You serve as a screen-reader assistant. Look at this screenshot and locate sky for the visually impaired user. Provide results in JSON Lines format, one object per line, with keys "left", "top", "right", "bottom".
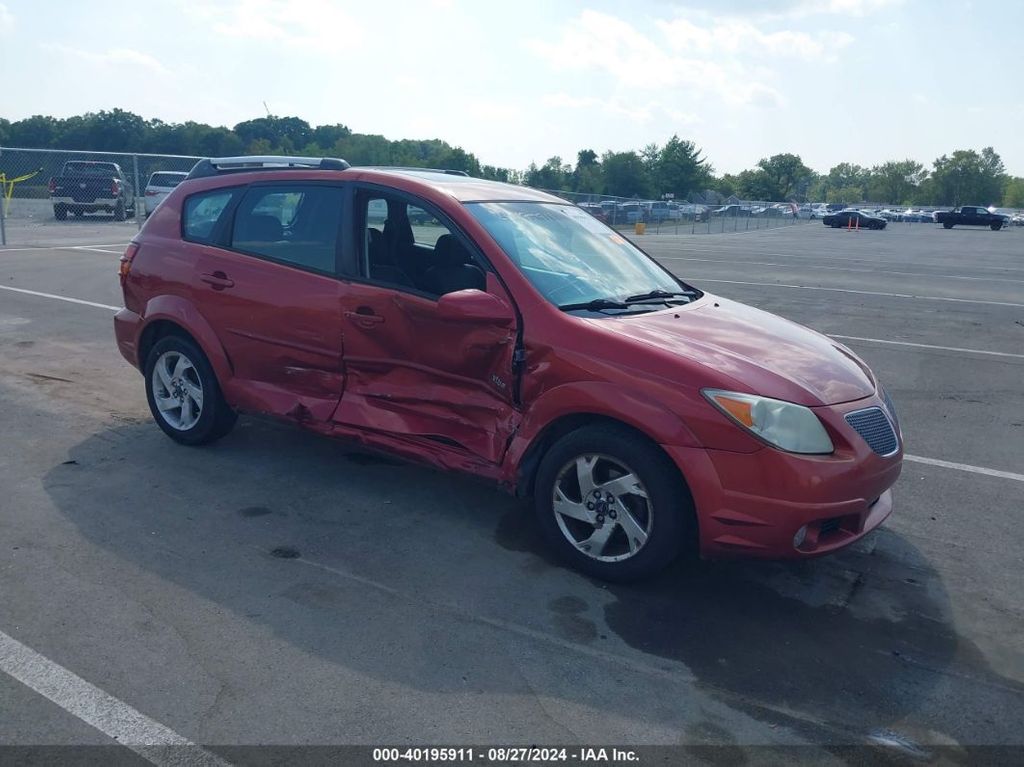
{"left": 1, "top": 0, "right": 1021, "bottom": 175}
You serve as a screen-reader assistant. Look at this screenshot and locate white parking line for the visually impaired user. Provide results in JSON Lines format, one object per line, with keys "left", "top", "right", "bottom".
{"left": 0, "top": 243, "right": 130, "bottom": 254}
{"left": 830, "top": 335, "right": 1024, "bottom": 360}
{"left": 904, "top": 455, "right": 1024, "bottom": 483}
{"left": 698, "top": 279, "right": 1024, "bottom": 308}
{"left": 661, "top": 256, "right": 1024, "bottom": 284}
{"left": 659, "top": 249, "right": 1024, "bottom": 275}
{"left": 71, "top": 246, "right": 125, "bottom": 255}
{"left": 0, "top": 285, "right": 121, "bottom": 311}
{"left": 0, "top": 630, "right": 231, "bottom": 766}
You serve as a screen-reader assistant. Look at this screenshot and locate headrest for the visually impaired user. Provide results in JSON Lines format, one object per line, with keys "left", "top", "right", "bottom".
{"left": 432, "top": 234, "right": 471, "bottom": 267}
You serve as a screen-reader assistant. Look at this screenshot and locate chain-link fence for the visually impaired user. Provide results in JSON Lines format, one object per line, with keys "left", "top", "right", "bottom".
{"left": 535, "top": 188, "right": 818, "bottom": 234}
{"left": 0, "top": 147, "right": 201, "bottom": 245}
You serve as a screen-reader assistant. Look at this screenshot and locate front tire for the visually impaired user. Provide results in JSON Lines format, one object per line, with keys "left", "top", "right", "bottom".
{"left": 990, "top": 222, "right": 1002, "bottom": 231}
{"left": 533, "top": 424, "right": 693, "bottom": 581}
{"left": 943, "top": 222, "right": 954, "bottom": 229}
{"left": 144, "top": 335, "right": 237, "bottom": 445}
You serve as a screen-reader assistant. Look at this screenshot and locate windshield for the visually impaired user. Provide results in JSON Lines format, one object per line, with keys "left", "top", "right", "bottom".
{"left": 65, "top": 162, "right": 117, "bottom": 176}
{"left": 467, "top": 201, "right": 698, "bottom": 312}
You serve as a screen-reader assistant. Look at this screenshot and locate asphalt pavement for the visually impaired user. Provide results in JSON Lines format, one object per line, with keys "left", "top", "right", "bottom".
{"left": 0, "top": 221, "right": 1022, "bottom": 764}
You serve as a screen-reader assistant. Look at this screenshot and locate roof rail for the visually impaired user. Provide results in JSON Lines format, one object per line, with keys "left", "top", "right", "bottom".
{"left": 186, "top": 155, "right": 350, "bottom": 180}
{"left": 368, "top": 166, "right": 470, "bottom": 177}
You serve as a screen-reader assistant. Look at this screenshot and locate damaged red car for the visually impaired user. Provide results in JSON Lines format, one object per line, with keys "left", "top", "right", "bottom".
{"left": 114, "top": 156, "right": 903, "bottom": 581}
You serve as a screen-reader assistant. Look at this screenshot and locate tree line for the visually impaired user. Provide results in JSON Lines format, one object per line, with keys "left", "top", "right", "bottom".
{"left": 2, "top": 109, "right": 1021, "bottom": 207}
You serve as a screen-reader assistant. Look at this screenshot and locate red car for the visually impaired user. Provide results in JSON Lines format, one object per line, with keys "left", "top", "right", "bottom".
{"left": 114, "top": 156, "right": 902, "bottom": 581}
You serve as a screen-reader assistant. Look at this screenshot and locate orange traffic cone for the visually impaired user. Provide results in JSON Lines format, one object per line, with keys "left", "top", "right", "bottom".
{"left": 847, "top": 216, "right": 852, "bottom": 232}
{"left": 855, "top": 217, "right": 860, "bottom": 232}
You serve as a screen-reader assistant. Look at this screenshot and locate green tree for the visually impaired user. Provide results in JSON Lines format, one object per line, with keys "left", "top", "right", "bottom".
{"left": 1003, "top": 177, "right": 1024, "bottom": 208}
{"left": 868, "top": 160, "right": 928, "bottom": 205}
{"left": 654, "top": 135, "right": 711, "bottom": 199}
{"left": 524, "top": 156, "right": 571, "bottom": 190}
{"left": 572, "top": 149, "right": 602, "bottom": 194}
{"left": 929, "top": 147, "right": 1007, "bottom": 206}
{"left": 600, "top": 151, "right": 651, "bottom": 198}
{"left": 747, "top": 153, "right": 814, "bottom": 200}
{"left": 7, "top": 115, "right": 62, "bottom": 147}
{"left": 233, "top": 116, "right": 312, "bottom": 152}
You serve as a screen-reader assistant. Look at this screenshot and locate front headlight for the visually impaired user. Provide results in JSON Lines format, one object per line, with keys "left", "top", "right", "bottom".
{"left": 702, "top": 389, "right": 834, "bottom": 454}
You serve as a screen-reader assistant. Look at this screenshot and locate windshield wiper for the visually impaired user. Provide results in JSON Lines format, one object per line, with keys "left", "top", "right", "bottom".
{"left": 622, "top": 289, "right": 698, "bottom": 303}
{"left": 558, "top": 298, "right": 631, "bottom": 312}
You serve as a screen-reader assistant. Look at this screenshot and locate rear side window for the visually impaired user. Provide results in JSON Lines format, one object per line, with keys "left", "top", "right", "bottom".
{"left": 231, "top": 185, "right": 344, "bottom": 274}
{"left": 183, "top": 190, "right": 235, "bottom": 244}
{"left": 149, "top": 173, "right": 185, "bottom": 188}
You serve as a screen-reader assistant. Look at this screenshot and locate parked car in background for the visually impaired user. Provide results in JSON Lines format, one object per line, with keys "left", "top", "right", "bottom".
{"left": 822, "top": 209, "right": 887, "bottom": 229}
{"left": 713, "top": 204, "right": 751, "bottom": 217}
{"left": 934, "top": 206, "right": 1008, "bottom": 230}
{"left": 143, "top": 171, "right": 188, "bottom": 216}
{"left": 900, "top": 209, "right": 933, "bottom": 223}
{"left": 114, "top": 155, "right": 902, "bottom": 581}
{"left": 49, "top": 160, "right": 135, "bottom": 221}
{"left": 648, "top": 200, "right": 675, "bottom": 222}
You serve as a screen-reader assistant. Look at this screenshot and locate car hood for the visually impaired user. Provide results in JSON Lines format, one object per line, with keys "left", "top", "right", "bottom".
{"left": 593, "top": 296, "right": 875, "bottom": 406}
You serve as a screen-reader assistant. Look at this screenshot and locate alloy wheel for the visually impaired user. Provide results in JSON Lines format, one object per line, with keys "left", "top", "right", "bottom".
{"left": 551, "top": 454, "right": 653, "bottom": 562}
{"left": 150, "top": 350, "right": 204, "bottom": 431}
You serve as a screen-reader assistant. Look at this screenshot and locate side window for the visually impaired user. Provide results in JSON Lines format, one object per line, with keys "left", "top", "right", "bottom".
{"left": 231, "top": 185, "right": 344, "bottom": 274}
{"left": 358, "top": 191, "right": 485, "bottom": 297}
{"left": 183, "top": 190, "right": 235, "bottom": 243}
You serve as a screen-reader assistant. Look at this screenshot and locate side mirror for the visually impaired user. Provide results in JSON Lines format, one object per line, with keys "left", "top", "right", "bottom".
{"left": 436, "top": 289, "right": 514, "bottom": 325}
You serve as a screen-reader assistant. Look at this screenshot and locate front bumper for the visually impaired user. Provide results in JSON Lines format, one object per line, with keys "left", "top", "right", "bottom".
{"left": 664, "top": 394, "right": 902, "bottom": 559}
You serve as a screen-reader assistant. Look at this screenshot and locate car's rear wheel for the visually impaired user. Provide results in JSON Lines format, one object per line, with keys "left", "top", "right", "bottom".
{"left": 114, "top": 200, "right": 126, "bottom": 221}
{"left": 144, "top": 335, "right": 237, "bottom": 446}
{"left": 943, "top": 222, "right": 954, "bottom": 229}
{"left": 533, "top": 424, "right": 693, "bottom": 581}
{"left": 53, "top": 205, "right": 67, "bottom": 221}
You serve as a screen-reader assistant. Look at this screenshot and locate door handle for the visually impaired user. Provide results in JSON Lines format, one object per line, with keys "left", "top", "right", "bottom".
{"left": 200, "top": 272, "right": 234, "bottom": 290}
{"left": 345, "top": 310, "right": 385, "bottom": 328}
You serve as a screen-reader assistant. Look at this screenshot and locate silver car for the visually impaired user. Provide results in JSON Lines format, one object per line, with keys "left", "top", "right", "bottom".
{"left": 143, "top": 171, "right": 188, "bottom": 216}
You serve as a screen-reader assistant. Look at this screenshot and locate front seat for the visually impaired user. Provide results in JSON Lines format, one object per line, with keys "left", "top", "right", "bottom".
{"left": 422, "top": 234, "right": 485, "bottom": 296}
{"left": 236, "top": 214, "right": 283, "bottom": 243}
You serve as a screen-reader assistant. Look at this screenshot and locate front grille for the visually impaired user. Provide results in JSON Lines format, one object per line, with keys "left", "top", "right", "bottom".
{"left": 845, "top": 407, "right": 899, "bottom": 456}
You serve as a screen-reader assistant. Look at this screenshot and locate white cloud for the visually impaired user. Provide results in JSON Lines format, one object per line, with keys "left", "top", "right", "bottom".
{"left": 0, "top": 3, "right": 13, "bottom": 36}
{"left": 781, "top": 0, "right": 903, "bottom": 19}
{"left": 41, "top": 44, "right": 170, "bottom": 76}
{"left": 657, "top": 18, "right": 853, "bottom": 61}
{"left": 529, "top": 11, "right": 787, "bottom": 109}
{"left": 543, "top": 93, "right": 701, "bottom": 126}
{"left": 188, "top": 0, "right": 364, "bottom": 54}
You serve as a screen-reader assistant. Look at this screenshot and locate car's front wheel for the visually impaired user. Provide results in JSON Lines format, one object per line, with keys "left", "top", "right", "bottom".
{"left": 943, "top": 222, "right": 954, "bottom": 229}
{"left": 533, "top": 424, "right": 693, "bottom": 581}
{"left": 144, "top": 335, "right": 237, "bottom": 445}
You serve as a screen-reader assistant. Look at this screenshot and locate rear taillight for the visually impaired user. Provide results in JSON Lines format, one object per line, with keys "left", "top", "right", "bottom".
{"left": 119, "top": 242, "right": 140, "bottom": 284}
{"left": 145, "top": 190, "right": 158, "bottom": 196}
{"left": 48, "top": 178, "right": 56, "bottom": 194}
{"left": 111, "top": 180, "right": 120, "bottom": 196}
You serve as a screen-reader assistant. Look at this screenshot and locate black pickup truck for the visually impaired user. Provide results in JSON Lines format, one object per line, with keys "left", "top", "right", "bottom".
{"left": 49, "top": 161, "right": 135, "bottom": 221}
{"left": 934, "top": 205, "right": 1007, "bottom": 230}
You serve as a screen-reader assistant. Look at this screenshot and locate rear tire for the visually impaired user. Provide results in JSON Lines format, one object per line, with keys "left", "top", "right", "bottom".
{"left": 114, "top": 200, "right": 126, "bottom": 222}
{"left": 533, "top": 424, "right": 694, "bottom": 582}
{"left": 54, "top": 206, "right": 67, "bottom": 221}
{"left": 144, "top": 335, "right": 237, "bottom": 446}
{"left": 943, "top": 222, "right": 954, "bottom": 229}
